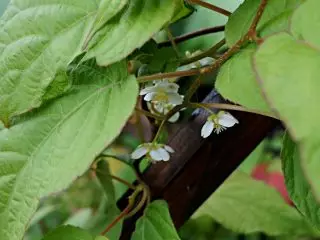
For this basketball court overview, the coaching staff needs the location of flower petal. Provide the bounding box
[199,57,214,66]
[155,82,179,93]
[201,120,214,138]
[167,93,184,105]
[168,112,180,123]
[164,145,175,153]
[144,92,157,102]
[157,148,170,161]
[131,146,148,159]
[218,112,239,127]
[149,149,163,161]
[140,86,156,95]
[176,65,190,72]
[153,102,165,113]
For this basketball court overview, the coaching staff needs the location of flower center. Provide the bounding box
[153,92,169,102]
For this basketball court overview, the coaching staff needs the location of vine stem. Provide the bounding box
[101,204,132,236]
[138,69,200,83]
[187,0,231,16]
[152,104,187,143]
[180,38,226,65]
[100,184,145,236]
[190,102,278,119]
[158,25,225,48]
[247,0,268,41]
[135,107,164,120]
[184,75,203,101]
[165,27,180,57]
[92,168,136,190]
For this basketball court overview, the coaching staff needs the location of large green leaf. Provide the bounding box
[84,0,178,66]
[225,0,303,47]
[217,0,302,113]
[216,44,271,113]
[131,200,181,240]
[194,171,318,236]
[254,32,320,200]
[0,61,138,240]
[0,0,101,122]
[43,226,93,240]
[282,133,320,230]
[84,0,129,46]
[291,0,320,49]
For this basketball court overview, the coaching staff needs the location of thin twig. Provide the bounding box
[184,75,203,101]
[152,104,188,142]
[135,107,164,120]
[126,188,148,218]
[165,27,180,57]
[92,168,136,190]
[101,204,132,236]
[138,69,200,83]
[247,0,268,40]
[158,26,225,48]
[187,0,231,16]
[180,38,226,65]
[190,102,278,119]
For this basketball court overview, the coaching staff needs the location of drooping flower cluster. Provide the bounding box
[140,80,183,105]
[131,142,174,162]
[140,80,184,123]
[201,111,239,138]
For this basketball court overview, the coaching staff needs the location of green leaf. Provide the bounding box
[240,141,265,174]
[131,200,181,240]
[96,160,116,205]
[172,0,241,52]
[94,160,122,240]
[0,0,8,16]
[148,47,180,73]
[0,61,138,240]
[179,215,217,240]
[84,200,121,240]
[42,70,72,102]
[63,209,93,228]
[194,171,318,236]
[43,226,93,240]
[95,237,109,240]
[84,0,178,66]
[282,133,320,230]
[225,0,303,47]
[216,44,271,113]
[170,0,194,24]
[84,0,129,46]
[291,0,320,49]
[254,33,320,200]
[29,205,57,226]
[0,0,100,122]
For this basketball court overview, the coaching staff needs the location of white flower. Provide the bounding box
[131,143,174,162]
[149,102,180,123]
[140,80,184,105]
[201,111,239,138]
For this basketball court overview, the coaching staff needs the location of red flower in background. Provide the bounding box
[251,163,293,206]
